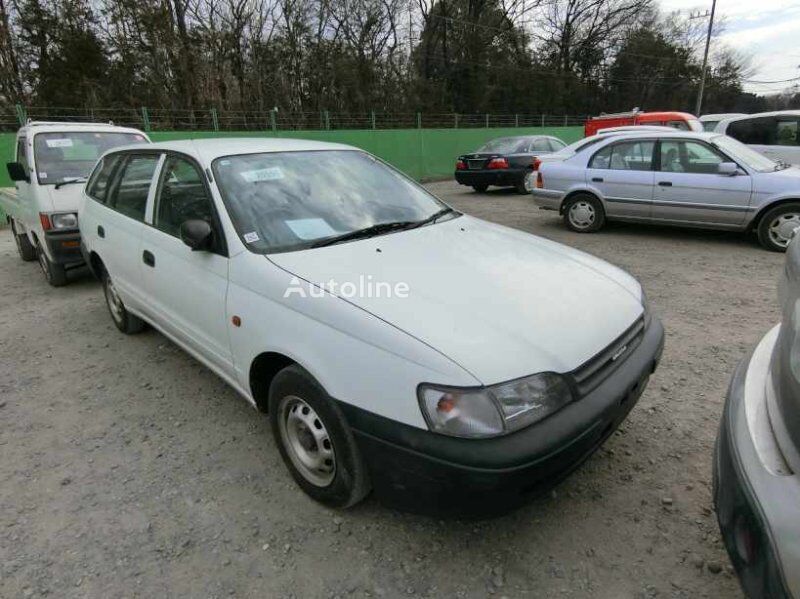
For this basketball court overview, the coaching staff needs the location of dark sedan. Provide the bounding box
[454,135,566,194]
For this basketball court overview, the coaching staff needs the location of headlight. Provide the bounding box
[418,372,573,438]
[51,212,78,230]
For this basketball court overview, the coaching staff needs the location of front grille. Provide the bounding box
[569,317,645,397]
[467,159,485,170]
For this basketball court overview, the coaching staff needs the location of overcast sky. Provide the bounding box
[659,0,800,95]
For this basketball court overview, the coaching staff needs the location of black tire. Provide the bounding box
[563,193,606,233]
[36,243,68,286]
[756,202,800,252]
[102,269,145,334]
[11,220,36,262]
[515,170,534,194]
[472,184,488,193]
[269,364,370,509]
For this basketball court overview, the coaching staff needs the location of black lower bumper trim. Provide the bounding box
[454,169,526,188]
[44,230,84,265]
[338,317,664,517]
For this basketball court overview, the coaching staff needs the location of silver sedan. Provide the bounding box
[532,131,800,251]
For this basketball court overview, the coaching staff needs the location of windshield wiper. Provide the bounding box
[54,177,88,190]
[311,221,417,248]
[408,207,457,229]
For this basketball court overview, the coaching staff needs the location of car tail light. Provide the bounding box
[487,158,509,170]
[39,213,52,231]
[456,160,467,170]
[533,157,542,170]
[536,172,544,189]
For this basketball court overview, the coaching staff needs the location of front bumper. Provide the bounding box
[454,168,526,188]
[531,189,564,211]
[714,327,799,598]
[44,230,83,265]
[339,316,664,517]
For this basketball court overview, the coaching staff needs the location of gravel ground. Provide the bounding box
[0,181,785,598]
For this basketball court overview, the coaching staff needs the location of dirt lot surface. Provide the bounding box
[1,181,785,598]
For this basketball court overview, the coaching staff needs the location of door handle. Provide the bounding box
[143,250,155,267]
[97,225,105,238]
[658,181,673,187]
[591,177,604,182]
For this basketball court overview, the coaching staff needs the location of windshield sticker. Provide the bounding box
[241,167,284,182]
[39,172,47,178]
[45,138,74,148]
[286,218,337,240]
[243,231,260,243]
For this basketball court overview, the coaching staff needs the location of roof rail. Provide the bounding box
[592,108,642,119]
[24,119,117,127]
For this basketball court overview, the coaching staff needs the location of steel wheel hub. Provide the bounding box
[278,395,335,487]
[569,201,595,228]
[105,277,124,324]
[524,171,534,192]
[769,213,800,248]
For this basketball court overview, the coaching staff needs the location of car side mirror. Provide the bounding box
[717,162,738,176]
[180,219,214,251]
[7,162,29,183]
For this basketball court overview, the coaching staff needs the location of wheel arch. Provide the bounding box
[87,250,106,280]
[560,188,603,215]
[747,198,800,232]
[249,351,297,413]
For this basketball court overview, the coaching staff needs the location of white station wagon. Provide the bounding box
[79,138,663,515]
[532,131,800,252]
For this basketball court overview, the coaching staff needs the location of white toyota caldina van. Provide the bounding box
[79,138,664,516]
[3,121,150,286]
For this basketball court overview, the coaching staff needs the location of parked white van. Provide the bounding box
[699,113,745,132]
[79,138,664,516]
[2,121,149,286]
[714,111,800,166]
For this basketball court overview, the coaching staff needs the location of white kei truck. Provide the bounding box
[1,121,150,286]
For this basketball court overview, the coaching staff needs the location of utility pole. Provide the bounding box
[692,0,717,116]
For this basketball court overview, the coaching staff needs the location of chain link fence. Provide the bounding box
[1,105,588,132]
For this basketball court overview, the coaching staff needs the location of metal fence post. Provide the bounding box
[515,114,519,128]
[564,114,568,126]
[324,110,330,130]
[270,109,277,131]
[15,103,26,125]
[454,113,458,129]
[210,108,219,131]
[541,114,545,127]
[485,113,489,128]
[416,112,421,129]
[371,111,376,130]
[141,107,151,132]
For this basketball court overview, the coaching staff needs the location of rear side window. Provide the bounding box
[108,155,160,221]
[589,141,654,171]
[549,139,567,151]
[86,155,121,203]
[727,117,774,145]
[530,138,552,153]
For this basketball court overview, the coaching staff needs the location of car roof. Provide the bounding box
[105,137,358,163]
[718,110,800,127]
[699,113,746,121]
[18,121,148,137]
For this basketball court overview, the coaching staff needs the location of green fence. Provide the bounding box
[0,126,583,189]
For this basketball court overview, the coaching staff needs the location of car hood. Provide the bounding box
[42,183,85,213]
[269,216,644,384]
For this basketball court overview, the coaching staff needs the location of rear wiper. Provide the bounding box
[54,177,88,190]
[311,221,416,247]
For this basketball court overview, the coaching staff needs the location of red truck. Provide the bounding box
[584,110,703,136]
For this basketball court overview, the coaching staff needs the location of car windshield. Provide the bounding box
[476,137,527,153]
[711,135,780,172]
[702,120,719,132]
[212,150,454,254]
[33,131,148,185]
[552,136,605,157]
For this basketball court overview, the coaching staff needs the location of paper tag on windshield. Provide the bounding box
[241,167,283,182]
[45,138,73,148]
[286,218,337,240]
[243,232,260,243]
[39,172,47,178]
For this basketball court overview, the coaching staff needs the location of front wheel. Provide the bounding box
[563,194,606,233]
[11,220,36,262]
[37,244,68,286]
[757,203,800,252]
[269,365,370,509]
